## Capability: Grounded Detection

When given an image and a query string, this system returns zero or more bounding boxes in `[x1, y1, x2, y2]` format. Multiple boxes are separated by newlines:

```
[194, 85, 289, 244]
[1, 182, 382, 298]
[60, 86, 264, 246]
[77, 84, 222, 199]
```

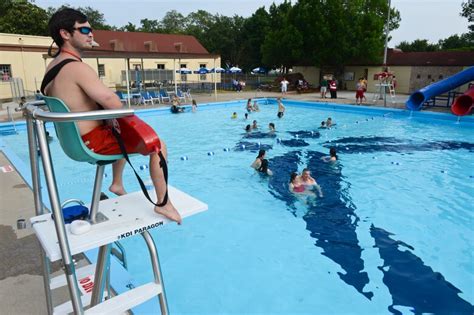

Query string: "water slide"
[405, 66, 474, 113]
[451, 86, 474, 116]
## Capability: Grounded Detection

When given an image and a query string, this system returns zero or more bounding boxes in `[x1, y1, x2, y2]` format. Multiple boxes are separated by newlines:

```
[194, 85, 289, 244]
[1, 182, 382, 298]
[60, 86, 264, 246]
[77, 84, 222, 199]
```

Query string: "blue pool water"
[1, 99, 473, 314]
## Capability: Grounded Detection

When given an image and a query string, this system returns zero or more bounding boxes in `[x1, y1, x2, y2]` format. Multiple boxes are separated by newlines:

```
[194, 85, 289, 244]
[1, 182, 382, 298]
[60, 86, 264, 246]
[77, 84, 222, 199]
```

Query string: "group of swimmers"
[246, 98, 260, 112]
[170, 96, 198, 113]
[250, 147, 337, 197]
[319, 117, 334, 129]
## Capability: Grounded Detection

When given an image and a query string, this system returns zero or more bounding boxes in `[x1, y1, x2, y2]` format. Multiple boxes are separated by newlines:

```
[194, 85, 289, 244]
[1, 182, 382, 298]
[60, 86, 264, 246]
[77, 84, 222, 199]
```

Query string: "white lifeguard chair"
[372, 72, 396, 106]
[23, 98, 207, 314]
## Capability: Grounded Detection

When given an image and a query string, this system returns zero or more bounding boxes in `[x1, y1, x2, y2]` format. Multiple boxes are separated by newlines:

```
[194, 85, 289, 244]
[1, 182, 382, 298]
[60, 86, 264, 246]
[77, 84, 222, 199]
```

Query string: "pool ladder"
[23, 101, 169, 315]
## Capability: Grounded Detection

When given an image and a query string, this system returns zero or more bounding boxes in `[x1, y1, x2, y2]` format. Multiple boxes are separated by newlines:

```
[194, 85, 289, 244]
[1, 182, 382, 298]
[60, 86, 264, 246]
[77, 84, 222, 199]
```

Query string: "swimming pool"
[1, 99, 473, 314]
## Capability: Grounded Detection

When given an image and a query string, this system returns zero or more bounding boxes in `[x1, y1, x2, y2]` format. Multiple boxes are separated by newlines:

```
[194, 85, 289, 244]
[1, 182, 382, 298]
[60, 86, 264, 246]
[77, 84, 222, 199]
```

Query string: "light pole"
[382, 0, 392, 106]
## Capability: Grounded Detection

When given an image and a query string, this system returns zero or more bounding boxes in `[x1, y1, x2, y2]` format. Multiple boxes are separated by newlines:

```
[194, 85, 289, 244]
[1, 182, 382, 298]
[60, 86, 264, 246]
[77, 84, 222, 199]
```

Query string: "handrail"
[25, 102, 134, 123]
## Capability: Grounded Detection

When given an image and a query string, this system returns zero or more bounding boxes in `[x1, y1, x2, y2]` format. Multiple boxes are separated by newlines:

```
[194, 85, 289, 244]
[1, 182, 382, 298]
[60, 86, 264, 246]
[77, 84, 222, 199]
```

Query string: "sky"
[34, 0, 470, 46]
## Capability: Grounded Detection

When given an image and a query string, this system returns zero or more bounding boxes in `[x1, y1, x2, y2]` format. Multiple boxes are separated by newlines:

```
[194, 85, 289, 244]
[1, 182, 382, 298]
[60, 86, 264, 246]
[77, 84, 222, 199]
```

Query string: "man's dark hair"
[48, 8, 87, 50]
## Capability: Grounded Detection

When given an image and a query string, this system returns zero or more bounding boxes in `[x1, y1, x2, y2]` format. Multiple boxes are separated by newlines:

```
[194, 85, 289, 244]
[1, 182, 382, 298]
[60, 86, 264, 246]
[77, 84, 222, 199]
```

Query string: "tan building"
[0, 30, 221, 101]
[295, 50, 474, 94]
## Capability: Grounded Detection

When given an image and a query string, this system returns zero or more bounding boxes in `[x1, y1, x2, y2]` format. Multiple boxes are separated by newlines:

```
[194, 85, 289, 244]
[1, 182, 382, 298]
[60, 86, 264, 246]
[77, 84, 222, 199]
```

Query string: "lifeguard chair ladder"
[23, 99, 207, 314]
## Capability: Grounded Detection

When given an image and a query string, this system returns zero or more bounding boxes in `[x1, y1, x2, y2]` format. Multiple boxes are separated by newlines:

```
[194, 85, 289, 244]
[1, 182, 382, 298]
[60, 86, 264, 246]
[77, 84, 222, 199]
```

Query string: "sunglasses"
[73, 26, 93, 35]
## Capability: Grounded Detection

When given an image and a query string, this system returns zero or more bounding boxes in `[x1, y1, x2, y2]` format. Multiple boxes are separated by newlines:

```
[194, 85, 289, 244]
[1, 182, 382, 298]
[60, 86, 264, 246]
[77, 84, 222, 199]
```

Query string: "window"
[199, 63, 206, 69]
[438, 75, 443, 80]
[98, 64, 105, 77]
[180, 64, 187, 69]
[156, 64, 165, 69]
[427, 74, 432, 79]
[416, 74, 421, 79]
[0, 64, 12, 81]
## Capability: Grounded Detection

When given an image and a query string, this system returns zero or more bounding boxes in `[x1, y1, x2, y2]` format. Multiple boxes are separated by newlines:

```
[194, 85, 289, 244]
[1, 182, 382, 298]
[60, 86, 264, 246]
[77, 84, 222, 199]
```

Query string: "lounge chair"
[148, 91, 161, 104]
[140, 91, 154, 106]
[115, 91, 128, 105]
[159, 90, 171, 103]
[176, 90, 186, 103]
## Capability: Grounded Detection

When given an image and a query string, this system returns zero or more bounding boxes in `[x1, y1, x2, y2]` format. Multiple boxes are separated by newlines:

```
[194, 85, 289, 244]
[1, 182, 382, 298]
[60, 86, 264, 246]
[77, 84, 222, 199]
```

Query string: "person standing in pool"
[268, 122, 276, 132]
[252, 120, 258, 129]
[246, 99, 253, 113]
[251, 149, 273, 176]
[41, 8, 181, 224]
[298, 168, 323, 197]
[277, 98, 285, 118]
[289, 172, 305, 193]
[322, 147, 338, 162]
[326, 117, 334, 127]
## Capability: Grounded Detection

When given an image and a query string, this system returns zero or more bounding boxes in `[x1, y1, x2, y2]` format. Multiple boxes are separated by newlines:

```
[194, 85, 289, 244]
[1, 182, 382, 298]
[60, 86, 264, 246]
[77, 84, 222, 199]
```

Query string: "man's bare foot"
[109, 184, 126, 196]
[154, 201, 182, 225]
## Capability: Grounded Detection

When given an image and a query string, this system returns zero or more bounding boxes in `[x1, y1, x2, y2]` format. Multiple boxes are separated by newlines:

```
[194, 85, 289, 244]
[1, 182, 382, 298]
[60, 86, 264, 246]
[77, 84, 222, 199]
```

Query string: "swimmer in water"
[321, 147, 338, 162]
[231, 112, 238, 119]
[298, 168, 323, 197]
[250, 149, 273, 176]
[289, 172, 305, 193]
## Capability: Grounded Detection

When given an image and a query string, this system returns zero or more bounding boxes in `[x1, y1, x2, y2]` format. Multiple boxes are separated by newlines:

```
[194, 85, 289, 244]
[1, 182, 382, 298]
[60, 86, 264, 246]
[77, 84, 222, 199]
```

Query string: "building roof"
[91, 30, 210, 55]
[386, 50, 474, 66]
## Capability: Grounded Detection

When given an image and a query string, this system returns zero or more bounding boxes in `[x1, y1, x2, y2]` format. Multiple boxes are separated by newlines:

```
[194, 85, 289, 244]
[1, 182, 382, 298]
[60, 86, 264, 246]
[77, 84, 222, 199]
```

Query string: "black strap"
[40, 59, 78, 95]
[111, 128, 169, 207]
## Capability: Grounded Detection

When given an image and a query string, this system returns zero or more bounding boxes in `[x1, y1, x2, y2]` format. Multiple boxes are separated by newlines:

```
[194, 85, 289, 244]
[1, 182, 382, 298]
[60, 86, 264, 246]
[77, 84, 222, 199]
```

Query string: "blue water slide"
[406, 66, 474, 111]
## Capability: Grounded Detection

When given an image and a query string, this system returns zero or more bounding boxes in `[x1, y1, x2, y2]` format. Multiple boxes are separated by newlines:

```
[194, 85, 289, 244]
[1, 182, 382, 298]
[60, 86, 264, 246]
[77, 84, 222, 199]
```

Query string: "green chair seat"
[42, 96, 124, 164]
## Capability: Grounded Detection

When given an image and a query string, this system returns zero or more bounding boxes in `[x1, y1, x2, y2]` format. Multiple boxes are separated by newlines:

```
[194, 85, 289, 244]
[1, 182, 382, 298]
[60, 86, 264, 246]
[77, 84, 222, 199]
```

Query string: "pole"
[213, 58, 217, 101]
[383, 0, 391, 107]
[125, 59, 131, 108]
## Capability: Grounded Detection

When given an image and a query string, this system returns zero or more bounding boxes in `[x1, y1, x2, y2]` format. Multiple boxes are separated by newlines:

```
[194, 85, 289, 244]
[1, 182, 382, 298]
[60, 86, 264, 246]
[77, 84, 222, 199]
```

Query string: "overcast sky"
[35, 0, 470, 46]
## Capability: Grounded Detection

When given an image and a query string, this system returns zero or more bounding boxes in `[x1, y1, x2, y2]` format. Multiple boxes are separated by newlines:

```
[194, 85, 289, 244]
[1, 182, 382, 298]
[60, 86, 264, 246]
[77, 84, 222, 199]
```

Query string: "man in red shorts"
[42, 8, 181, 224]
[355, 78, 365, 105]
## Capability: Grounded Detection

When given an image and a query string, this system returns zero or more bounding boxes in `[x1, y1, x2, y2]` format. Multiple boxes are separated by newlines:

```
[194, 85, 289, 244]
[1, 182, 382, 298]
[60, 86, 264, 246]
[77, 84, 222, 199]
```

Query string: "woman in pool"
[245, 124, 252, 132]
[246, 99, 253, 113]
[268, 122, 276, 132]
[251, 149, 273, 176]
[192, 99, 198, 112]
[289, 172, 305, 193]
[253, 101, 260, 112]
[322, 147, 338, 162]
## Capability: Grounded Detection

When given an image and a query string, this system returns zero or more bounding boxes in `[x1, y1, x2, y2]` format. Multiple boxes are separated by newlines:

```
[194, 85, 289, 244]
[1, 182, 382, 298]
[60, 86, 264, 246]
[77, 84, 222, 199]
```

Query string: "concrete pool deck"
[0, 90, 455, 314]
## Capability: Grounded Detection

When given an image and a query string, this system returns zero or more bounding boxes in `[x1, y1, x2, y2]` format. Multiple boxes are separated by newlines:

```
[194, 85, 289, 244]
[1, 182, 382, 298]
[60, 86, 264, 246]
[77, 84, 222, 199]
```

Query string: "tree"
[461, 0, 474, 33]
[396, 39, 439, 52]
[0, 0, 49, 36]
[239, 7, 271, 70]
[438, 34, 473, 50]
[159, 10, 186, 34]
[139, 19, 162, 33]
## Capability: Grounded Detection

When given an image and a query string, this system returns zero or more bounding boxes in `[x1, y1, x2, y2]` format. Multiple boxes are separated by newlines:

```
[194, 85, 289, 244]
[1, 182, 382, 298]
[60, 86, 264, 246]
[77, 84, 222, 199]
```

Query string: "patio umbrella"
[210, 67, 226, 73]
[176, 67, 192, 74]
[228, 66, 242, 73]
[193, 67, 210, 74]
[251, 67, 267, 74]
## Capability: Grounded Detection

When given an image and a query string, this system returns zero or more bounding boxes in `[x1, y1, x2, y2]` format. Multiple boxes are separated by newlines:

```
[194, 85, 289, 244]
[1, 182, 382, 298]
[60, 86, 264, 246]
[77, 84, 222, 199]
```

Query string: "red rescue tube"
[116, 115, 161, 155]
[451, 86, 474, 116]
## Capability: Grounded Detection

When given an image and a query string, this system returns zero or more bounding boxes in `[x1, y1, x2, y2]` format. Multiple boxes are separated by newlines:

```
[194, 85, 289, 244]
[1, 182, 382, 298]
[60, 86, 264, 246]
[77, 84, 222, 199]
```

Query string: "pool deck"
[0, 90, 454, 313]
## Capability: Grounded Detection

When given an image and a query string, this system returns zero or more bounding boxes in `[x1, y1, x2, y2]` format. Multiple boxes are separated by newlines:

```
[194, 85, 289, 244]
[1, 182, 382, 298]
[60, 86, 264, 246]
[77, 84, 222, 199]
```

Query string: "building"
[0, 30, 221, 101]
[294, 49, 474, 94]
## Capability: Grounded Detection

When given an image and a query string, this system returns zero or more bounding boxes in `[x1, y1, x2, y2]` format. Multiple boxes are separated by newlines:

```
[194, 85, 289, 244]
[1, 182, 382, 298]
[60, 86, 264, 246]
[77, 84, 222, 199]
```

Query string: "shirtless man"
[42, 8, 181, 224]
[298, 168, 323, 197]
[277, 98, 285, 118]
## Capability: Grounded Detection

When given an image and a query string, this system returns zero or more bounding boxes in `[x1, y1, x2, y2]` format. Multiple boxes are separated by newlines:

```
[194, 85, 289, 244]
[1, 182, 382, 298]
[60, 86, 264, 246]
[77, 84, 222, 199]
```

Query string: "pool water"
[2, 99, 473, 314]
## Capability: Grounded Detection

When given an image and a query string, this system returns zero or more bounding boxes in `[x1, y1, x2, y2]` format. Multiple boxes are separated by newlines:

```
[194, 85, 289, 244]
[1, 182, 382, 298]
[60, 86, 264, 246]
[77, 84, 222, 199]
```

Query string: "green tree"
[159, 10, 186, 34]
[461, 0, 474, 33]
[438, 34, 473, 50]
[239, 7, 271, 70]
[118, 22, 138, 32]
[139, 19, 162, 33]
[0, 0, 49, 35]
[185, 10, 216, 45]
[396, 39, 439, 52]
